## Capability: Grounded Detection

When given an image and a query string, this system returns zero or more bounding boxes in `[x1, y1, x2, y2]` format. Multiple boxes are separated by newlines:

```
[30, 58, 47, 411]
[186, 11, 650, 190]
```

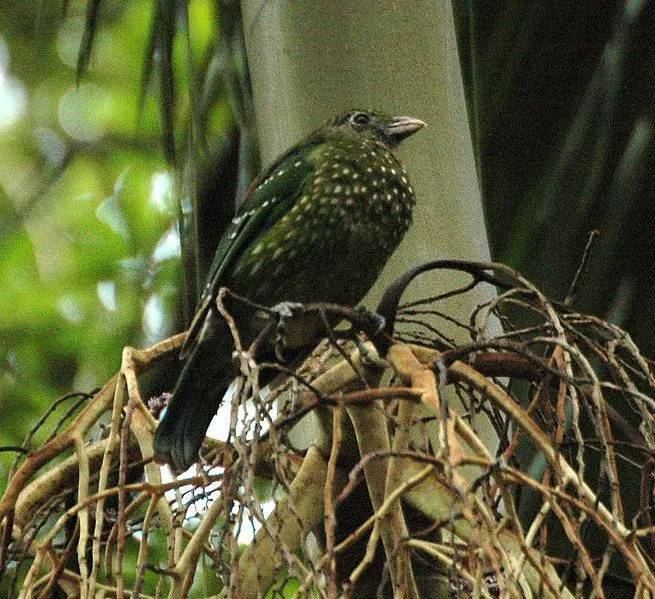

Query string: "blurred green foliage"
[0, 0, 235, 467]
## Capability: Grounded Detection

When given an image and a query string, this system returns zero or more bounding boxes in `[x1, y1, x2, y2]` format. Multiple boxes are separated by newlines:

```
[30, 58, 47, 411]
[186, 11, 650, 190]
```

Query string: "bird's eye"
[351, 112, 371, 126]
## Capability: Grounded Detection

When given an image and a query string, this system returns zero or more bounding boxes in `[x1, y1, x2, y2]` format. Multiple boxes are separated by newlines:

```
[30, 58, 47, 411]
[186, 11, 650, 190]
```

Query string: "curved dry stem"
[4, 264, 655, 597]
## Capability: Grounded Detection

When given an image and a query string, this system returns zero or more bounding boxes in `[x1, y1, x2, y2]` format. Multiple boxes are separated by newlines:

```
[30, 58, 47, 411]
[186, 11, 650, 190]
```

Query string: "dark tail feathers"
[154, 311, 233, 473]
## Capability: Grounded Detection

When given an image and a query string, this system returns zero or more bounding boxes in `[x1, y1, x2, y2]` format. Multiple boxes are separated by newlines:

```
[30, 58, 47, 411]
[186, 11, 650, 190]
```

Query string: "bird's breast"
[309, 136, 415, 246]
[229, 136, 416, 306]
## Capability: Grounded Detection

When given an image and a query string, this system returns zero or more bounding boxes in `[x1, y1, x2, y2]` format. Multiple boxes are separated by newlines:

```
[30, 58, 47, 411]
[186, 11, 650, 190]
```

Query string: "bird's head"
[330, 110, 425, 148]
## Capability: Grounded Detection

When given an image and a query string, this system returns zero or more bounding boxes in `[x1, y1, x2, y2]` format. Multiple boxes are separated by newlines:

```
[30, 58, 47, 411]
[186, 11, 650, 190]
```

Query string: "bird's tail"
[154, 310, 234, 473]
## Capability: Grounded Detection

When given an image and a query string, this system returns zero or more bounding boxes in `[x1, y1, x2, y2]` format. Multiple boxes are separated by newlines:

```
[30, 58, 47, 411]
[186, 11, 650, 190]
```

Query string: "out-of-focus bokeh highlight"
[0, 0, 231, 465]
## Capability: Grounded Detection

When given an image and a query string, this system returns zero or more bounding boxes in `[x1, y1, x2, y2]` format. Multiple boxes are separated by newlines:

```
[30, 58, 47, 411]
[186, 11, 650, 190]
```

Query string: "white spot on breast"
[294, 161, 302, 167]
[334, 185, 342, 194]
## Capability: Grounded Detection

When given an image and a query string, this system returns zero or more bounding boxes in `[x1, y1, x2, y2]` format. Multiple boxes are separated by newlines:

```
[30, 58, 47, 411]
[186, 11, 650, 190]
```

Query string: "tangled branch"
[1, 260, 654, 598]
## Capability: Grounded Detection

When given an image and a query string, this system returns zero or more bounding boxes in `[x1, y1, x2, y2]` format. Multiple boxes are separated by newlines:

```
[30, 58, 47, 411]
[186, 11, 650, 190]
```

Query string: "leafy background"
[1, 0, 654, 498]
[0, 0, 230, 465]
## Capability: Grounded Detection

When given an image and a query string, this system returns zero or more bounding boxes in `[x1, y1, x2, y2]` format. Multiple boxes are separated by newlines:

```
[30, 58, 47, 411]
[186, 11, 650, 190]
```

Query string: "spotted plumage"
[154, 110, 424, 472]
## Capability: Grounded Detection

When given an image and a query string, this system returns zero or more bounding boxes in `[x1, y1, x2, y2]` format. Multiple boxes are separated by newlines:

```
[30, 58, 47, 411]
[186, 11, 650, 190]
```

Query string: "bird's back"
[154, 111, 423, 472]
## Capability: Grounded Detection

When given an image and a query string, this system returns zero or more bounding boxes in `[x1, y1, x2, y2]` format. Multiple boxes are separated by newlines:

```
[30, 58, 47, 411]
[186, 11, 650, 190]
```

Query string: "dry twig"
[1, 261, 654, 597]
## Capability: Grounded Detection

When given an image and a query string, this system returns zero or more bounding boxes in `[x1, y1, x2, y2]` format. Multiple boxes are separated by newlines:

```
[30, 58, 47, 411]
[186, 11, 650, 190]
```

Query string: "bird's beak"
[384, 116, 426, 145]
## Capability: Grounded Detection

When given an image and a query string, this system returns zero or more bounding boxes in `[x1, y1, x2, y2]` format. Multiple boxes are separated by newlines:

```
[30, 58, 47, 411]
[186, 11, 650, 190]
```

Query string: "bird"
[154, 109, 425, 473]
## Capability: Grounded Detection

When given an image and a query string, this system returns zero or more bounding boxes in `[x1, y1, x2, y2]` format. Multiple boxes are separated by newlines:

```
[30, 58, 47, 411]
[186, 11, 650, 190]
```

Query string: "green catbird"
[154, 110, 425, 472]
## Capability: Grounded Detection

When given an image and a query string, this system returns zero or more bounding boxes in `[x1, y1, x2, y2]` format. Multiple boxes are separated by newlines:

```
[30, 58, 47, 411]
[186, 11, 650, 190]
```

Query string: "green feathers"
[155, 110, 424, 472]
[217, 113, 420, 302]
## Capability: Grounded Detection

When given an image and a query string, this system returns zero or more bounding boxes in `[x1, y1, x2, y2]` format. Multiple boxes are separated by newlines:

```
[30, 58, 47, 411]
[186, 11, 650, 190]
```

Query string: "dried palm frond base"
[1, 260, 654, 598]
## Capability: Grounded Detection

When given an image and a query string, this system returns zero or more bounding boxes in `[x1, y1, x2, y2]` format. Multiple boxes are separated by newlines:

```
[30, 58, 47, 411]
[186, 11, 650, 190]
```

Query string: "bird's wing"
[180, 138, 321, 358]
